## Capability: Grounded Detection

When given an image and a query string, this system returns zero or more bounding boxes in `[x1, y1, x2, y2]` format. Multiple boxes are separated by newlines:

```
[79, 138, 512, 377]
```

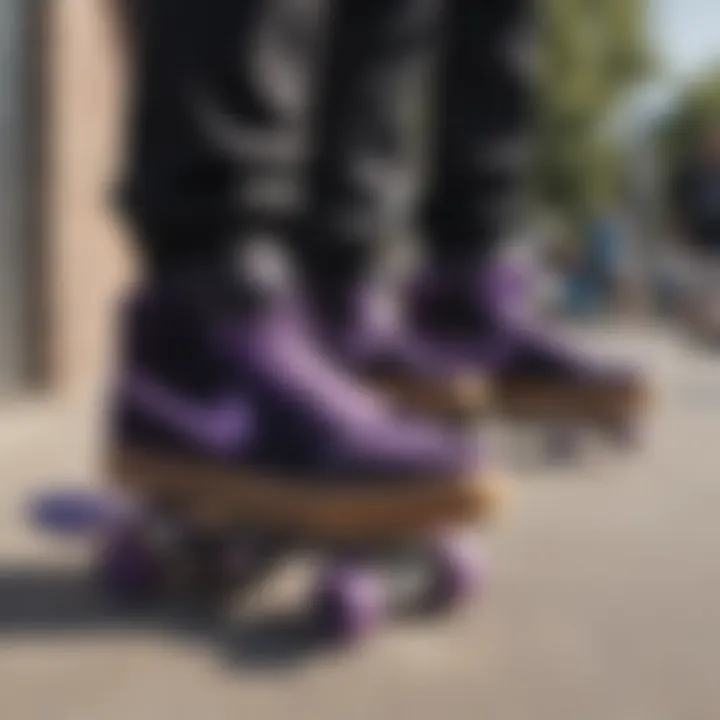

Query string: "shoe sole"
[107, 447, 512, 542]
[372, 372, 493, 419]
[374, 371, 650, 426]
[494, 377, 652, 424]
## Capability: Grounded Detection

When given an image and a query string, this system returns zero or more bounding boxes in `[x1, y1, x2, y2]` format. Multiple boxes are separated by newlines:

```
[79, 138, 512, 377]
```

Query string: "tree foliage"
[537, 0, 653, 225]
[659, 66, 720, 166]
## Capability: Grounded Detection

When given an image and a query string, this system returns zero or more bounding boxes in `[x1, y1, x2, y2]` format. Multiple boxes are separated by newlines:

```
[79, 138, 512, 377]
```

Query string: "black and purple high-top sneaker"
[107, 257, 509, 542]
[409, 249, 650, 435]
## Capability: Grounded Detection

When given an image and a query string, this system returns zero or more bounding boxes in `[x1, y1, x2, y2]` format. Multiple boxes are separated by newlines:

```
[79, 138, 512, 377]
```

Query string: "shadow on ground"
[0, 564, 327, 672]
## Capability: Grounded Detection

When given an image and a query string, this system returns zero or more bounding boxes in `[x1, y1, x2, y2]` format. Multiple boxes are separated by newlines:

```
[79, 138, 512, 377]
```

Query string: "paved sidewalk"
[1, 324, 720, 720]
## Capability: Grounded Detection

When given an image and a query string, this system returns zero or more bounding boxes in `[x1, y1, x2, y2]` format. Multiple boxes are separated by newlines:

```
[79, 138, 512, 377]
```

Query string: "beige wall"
[46, 0, 136, 395]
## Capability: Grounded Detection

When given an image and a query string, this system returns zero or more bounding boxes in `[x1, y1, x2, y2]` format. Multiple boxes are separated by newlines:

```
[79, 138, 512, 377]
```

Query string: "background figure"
[672, 127, 720, 259]
[669, 127, 720, 333]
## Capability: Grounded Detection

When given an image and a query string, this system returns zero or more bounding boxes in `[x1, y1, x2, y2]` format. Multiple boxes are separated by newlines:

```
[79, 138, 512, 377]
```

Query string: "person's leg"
[119, 0, 324, 270]
[423, 0, 533, 265]
[300, 0, 441, 268]
[295, 0, 441, 341]
[110, 0, 503, 539]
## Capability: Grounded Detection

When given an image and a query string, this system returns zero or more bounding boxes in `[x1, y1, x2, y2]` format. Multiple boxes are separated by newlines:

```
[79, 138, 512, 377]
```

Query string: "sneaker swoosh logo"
[122, 372, 255, 455]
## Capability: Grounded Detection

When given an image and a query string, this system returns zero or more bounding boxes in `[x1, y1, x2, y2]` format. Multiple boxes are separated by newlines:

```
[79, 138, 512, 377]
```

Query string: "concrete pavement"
[1, 323, 719, 720]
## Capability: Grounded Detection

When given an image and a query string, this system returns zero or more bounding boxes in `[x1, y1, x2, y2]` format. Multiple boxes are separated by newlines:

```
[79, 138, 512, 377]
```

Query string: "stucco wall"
[46, 0, 136, 395]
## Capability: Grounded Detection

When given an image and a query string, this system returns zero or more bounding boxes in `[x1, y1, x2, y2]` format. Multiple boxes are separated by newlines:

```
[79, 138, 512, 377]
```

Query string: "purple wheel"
[95, 528, 163, 604]
[311, 565, 384, 645]
[421, 536, 485, 613]
[29, 489, 125, 535]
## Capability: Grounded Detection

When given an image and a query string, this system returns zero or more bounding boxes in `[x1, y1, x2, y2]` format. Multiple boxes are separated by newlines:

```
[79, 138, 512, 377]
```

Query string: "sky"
[625, 0, 720, 126]
[651, 0, 720, 79]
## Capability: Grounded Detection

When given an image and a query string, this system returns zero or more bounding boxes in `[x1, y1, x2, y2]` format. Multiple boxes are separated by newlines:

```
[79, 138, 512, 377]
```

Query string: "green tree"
[659, 66, 720, 166]
[537, 0, 653, 228]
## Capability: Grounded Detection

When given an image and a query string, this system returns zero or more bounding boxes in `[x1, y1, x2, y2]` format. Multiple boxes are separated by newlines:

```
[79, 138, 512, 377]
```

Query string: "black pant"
[120, 0, 533, 275]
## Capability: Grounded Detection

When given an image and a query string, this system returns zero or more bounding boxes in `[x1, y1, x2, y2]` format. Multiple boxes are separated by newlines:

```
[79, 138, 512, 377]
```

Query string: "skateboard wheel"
[421, 535, 484, 612]
[311, 565, 384, 645]
[30, 489, 115, 535]
[96, 529, 162, 604]
[176, 534, 247, 603]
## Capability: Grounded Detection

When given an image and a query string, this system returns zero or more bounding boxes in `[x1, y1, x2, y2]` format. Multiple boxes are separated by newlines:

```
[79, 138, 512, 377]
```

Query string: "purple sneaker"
[107, 266, 509, 542]
[409, 252, 649, 429]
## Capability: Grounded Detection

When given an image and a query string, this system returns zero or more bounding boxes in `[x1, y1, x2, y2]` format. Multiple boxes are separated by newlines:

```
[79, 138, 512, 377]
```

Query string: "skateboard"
[487, 377, 649, 463]
[28, 487, 485, 646]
